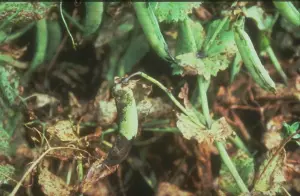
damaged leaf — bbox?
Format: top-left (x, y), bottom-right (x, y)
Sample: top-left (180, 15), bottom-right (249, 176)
top-left (47, 120), bottom-right (79, 142)
top-left (38, 167), bottom-right (73, 196)
top-left (253, 150), bottom-right (286, 195)
top-left (176, 113), bottom-right (233, 143)
top-left (151, 2), bottom-right (202, 23)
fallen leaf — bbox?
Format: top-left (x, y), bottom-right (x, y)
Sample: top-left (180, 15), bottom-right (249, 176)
top-left (47, 120), bottom-right (79, 142)
top-left (156, 182), bottom-right (194, 196)
top-left (38, 167), bottom-right (73, 196)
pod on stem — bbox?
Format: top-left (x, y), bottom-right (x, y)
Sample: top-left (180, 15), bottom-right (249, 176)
top-left (233, 18), bottom-right (276, 93)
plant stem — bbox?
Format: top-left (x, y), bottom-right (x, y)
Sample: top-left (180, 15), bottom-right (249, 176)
top-left (0, 53), bottom-right (28, 69)
top-left (197, 77), bottom-right (212, 127)
top-left (197, 76), bottom-right (249, 193)
top-left (266, 46), bottom-right (288, 85)
top-left (143, 127), bottom-right (180, 133)
top-left (4, 22), bottom-right (35, 43)
top-left (229, 135), bottom-right (250, 155)
top-left (215, 141), bottom-right (249, 192)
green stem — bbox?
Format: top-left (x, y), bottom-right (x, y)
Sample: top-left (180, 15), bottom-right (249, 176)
top-left (229, 135), bottom-right (250, 155)
top-left (143, 127), bottom-right (180, 133)
top-left (142, 119), bottom-right (171, 127)
top-left (197, 76), bottom-right (212, 127)
top-left (197, 76), bottom-right (249, 193)
top-left (66, 162), bottom-right (73, 185)
top-left (266, 46), bottom-right (288, 85)
top-left (77, 158), bottom-right (83, 181)
top-left (2, 21), bottom-right (34, 44)
top-left (0, 53), bottom-right (28, 69)
top-left (215, 141), bottom-right (249, 192)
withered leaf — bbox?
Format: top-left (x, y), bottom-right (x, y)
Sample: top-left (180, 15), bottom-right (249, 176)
top-left (176, 114), bottom-right (233, 143)
top-left (38, 167), bottom-right (73, 196)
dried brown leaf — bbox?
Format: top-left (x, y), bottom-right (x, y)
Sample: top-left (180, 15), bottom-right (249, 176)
top-left (156, 182), bottom-right (194, 196)
top-left (38, 167), bottom-right (73, 196)
top-left (47, 120), bottom-right (78, 142)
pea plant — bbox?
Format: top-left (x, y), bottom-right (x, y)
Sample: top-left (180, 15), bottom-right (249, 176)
top-left (0, 1), bottom-right (300, 196)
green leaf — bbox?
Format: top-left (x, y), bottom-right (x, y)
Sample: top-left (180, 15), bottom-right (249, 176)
top-left (244, 6), bottom-right (275, 31)
top-left (0, 128), bottom-right (10, 156)
top-left (174, 49), bottom-right (235, 80)
top-left (0, 164), bottom-right (15, 185)
top-left (219, 149), bottom-right (254, 195)
top-left (205, 26), bottom-right (237, 57)
top-left (175, 17), bottom-right (205, 56)
top-left (151, 2), bottom-right (202, 23)
top-left (283, 121), bottom-right (299, 135)
top-left (290, 122), bottom-right (300, 133)
top-left (0, 65), bottom-right (20, 106)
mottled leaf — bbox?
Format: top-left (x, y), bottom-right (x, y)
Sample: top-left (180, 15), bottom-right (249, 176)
top-left (38, 167), bottom-right (73, 196)
top-left (253, 150), bottom-right (286, 195)
top-left (0, 128), bottom-right (10, 156)
top-left (176, 114), bottom-right (232, 143)
top-left (151, 2), bottom-right (202, 23)
top-left (47, 120), bottom-right (78, 142)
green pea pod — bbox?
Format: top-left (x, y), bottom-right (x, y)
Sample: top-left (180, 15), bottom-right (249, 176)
top-left (28, 18), bottom-right (48, 73)
top-left (273, 1), bottom-right (300, 27)
top-left (45, 18), bottom-right (62, 63)
top-left (22, 19), bottom-right (47, 85)
top-left (83, 2), bottom-right (104, 37)
top-left (112, 80), bottom-right (138, 141)
top-left (233, 24), bottom-right (276, 93)
top-left (133, 2), bottom-right (174, 62)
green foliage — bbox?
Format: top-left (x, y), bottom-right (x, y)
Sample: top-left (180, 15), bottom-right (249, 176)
top-left (283, 122), bottom-right (300, 145)
top-left (150, 2), bottom-right (202, 23)
top-left (0, 2), bottom-right (56, 27)
top-left (0, 65), bottom-right (20, 106)
top-left (172, 19), bottom-right (237, 79)
top-left (0, 164), bottom-right (15, 185)
top-left (0, 128), bottom-right (10, 156)
top-left (219, 149), bottom-right (254, 195)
